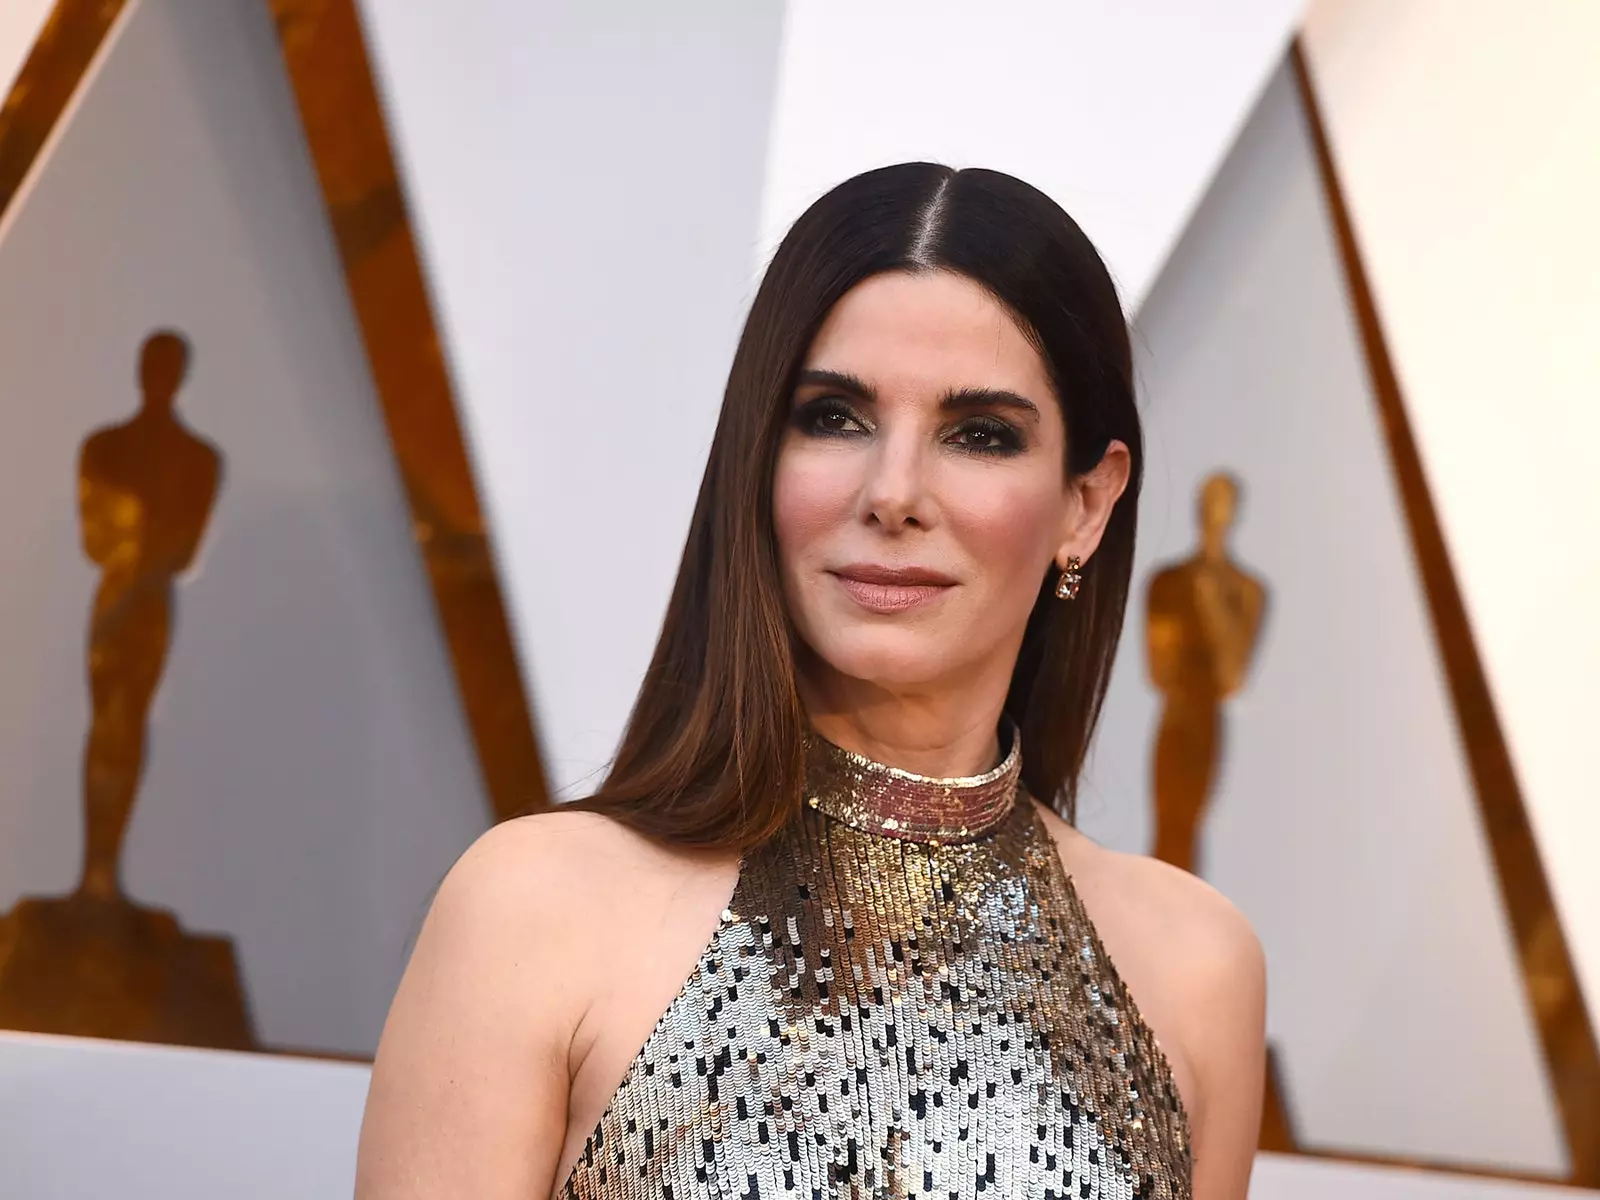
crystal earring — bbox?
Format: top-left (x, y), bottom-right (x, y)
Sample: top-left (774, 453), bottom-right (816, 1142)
top-left (1055, 556), bottom-right (1083, 600)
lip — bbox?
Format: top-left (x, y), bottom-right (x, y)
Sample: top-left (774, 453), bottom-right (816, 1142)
top-left (829, 563), bottom-right (957, 613)
top-left (833, 563), bottom-right (958, 587)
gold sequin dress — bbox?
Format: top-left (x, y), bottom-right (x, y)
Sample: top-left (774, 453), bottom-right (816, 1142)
top-left (562, 729), bottom-right (1191, 1200)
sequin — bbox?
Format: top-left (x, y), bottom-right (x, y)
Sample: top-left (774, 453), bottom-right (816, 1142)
top-left (563, 728), bottom-right (1191, 1199)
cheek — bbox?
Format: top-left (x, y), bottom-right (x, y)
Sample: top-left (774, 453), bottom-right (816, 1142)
top-left (942, 472), bottom-right (1066, 586)
top-left (773, 443), bottom-right (857, 563)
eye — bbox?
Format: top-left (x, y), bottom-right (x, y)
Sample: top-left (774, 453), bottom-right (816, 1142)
top-left (794, 396), bottom-right (870, 439)
top-left (946, 416), bottom-right (1024, 456)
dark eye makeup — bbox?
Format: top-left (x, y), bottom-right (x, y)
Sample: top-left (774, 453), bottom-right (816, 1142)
top-left (792, 395), bottom-right (871, 438)
top-left (791, 394), bottom-right (1027, 458)
top-left (944, 415), bottom-right (1026, 456)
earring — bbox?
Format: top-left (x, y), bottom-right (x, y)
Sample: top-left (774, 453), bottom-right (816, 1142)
top-left (1055, 556), bottom-right (1083, 601)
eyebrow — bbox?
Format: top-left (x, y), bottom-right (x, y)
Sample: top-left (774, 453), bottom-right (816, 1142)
top-left (794, 368), bottom-right (1041, 420)
top-left (941, 386), bottom-right (1040, 421)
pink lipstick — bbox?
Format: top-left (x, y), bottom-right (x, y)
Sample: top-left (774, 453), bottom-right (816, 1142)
top-left (830, 564), bottom-right (956, 614)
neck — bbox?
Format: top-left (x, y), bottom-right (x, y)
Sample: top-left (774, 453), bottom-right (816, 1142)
top-left (797, 664), bottom-right (1007, 780)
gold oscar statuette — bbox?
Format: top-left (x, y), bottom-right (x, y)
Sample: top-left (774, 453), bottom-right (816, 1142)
top-left (0, 331), bottom-right (255, 1050)
top-left (1144, 471), bottom-right (1293, 1148)
top-left (1146, 472), bottom-right (1267, 873)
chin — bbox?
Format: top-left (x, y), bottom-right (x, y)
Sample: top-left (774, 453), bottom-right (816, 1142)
top-left (804, 623), bottom-right (960, 692)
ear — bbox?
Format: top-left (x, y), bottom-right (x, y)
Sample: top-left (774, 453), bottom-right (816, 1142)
top-left (1054, 439), bottom-right (1132, 569)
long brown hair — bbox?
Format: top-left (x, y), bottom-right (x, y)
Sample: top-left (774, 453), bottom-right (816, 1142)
top-left (571, 163), bottom-right (1142, 849)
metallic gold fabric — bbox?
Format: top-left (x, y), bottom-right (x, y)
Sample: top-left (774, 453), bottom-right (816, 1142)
top-left (564, 731), bottom-right (1191, 1199)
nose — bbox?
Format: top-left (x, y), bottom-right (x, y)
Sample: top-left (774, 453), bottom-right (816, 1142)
top-left (859, 430), bottom-right (930, 531)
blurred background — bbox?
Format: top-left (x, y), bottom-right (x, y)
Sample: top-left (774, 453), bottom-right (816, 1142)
top-left (0, 1), bottom-right (1596, 1196)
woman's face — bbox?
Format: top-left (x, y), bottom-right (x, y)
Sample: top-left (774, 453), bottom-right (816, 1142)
top-left (773, 269), bottom-right (1123, 706)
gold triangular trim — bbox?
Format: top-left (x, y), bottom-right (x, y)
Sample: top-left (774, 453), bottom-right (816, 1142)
top-left (267, 0), bottom-right (550, 821)
top-left (0, 0), bottom-right (124, 224)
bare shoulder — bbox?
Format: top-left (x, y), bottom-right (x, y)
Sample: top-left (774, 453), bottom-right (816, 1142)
top-left (444, 806), bottom-right (676, 919)
top-left (425, 810), bottom-right (634, 968)
top-left (369, 805), bottom-right (668, 1077)
top-left (356, 807), bottom-right (731, 1199)
top-left (431, 806), bottom-right (734, 1006)
top-left (1032, 803), bottom-right (1266, 1136)
top-left (1041, 806), bottom-right (1261, 971)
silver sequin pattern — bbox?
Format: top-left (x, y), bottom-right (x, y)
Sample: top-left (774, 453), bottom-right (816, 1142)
top-left (563, 737), bottom-right (1191, 1200)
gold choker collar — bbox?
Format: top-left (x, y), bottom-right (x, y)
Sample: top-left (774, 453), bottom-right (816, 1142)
top-left (803, 724), bottom-right (1022, 844)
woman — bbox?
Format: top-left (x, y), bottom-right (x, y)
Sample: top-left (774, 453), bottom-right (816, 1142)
top-left (357, 164), bottom-right (1266, 1199)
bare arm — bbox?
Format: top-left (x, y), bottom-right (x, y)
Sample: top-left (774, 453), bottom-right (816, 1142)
top-left (1185, 898), bottom-right (1267, 1200)
top-left (355, 817), bottom-right (592, 1199)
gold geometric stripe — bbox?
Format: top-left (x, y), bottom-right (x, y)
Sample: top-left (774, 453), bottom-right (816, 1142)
top-left (268, 0), bottom-right (550, 822)
top-left (1291, 37), bottom-right (1600, 1187)
top-left (0, 0), bottom-right (124, 224)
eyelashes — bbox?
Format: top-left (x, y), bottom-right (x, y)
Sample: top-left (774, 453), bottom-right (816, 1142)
top-left (793, 396), bottom-right (869, 439)
top-left (791, 396), bottom-right (1026, 457)
top-left (946, 414), bottom-right (1025, 455)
